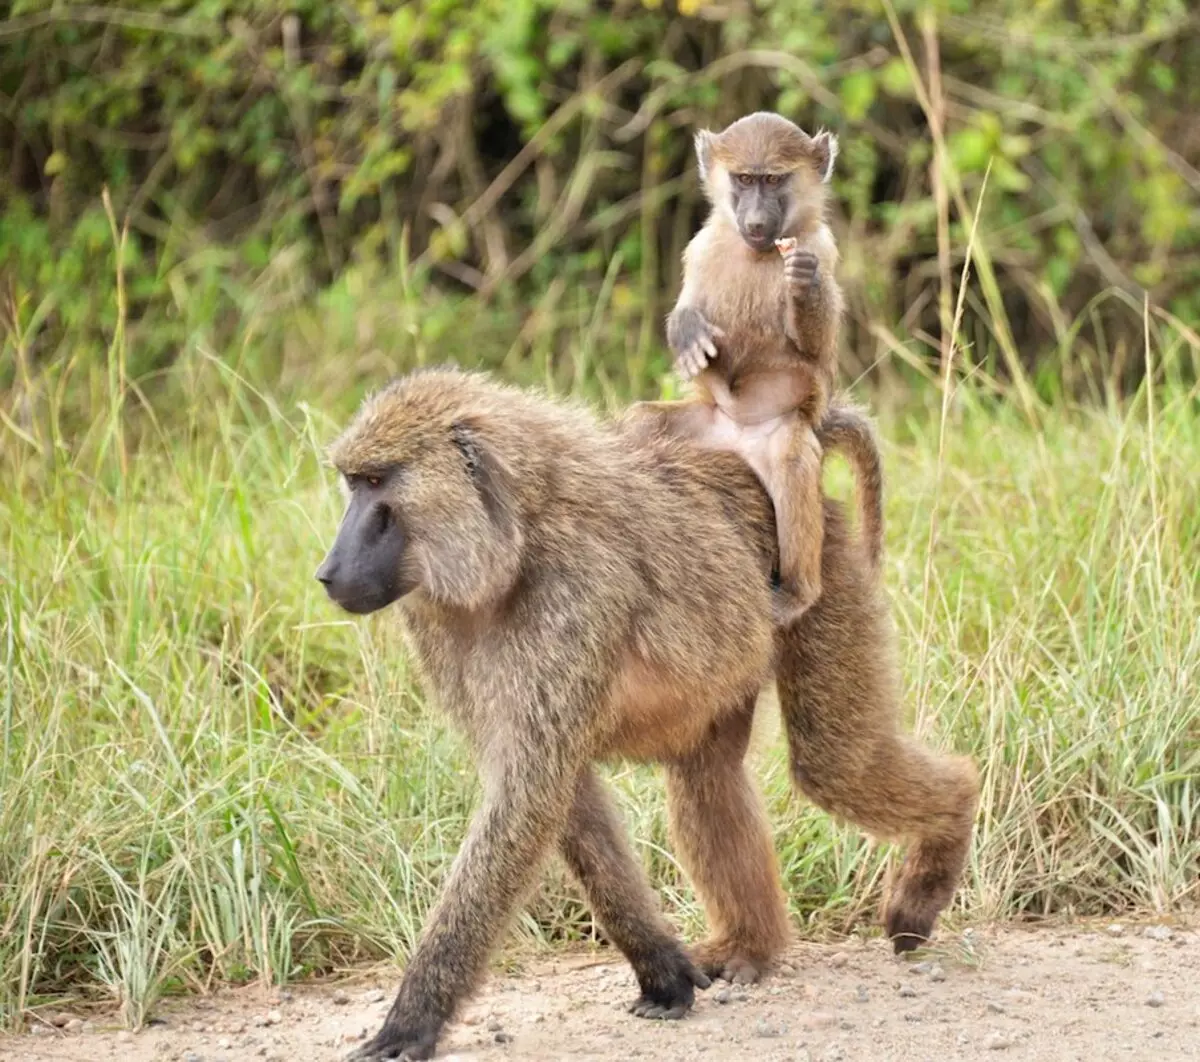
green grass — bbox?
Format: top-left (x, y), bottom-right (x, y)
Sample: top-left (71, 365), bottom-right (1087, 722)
top-left (1, 285), bottom-right (1198, 1032)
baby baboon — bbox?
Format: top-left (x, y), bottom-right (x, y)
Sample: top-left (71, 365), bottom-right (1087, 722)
top-left (635, 111), bottom-right (849, 625)
top-left (316, 368), bottom-right (976, 1061)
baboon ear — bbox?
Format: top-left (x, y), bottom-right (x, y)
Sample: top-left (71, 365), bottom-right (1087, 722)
top-left (417, 418), bottom-right (523, 610)
top-left (694, 130), bottom-right (716, 183)
top-left (450, 419), bottom-right (518, 534)
top-left (811, 130), bottom-right (838, 183)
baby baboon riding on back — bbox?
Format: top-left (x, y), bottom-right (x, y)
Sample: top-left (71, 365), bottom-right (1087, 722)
top-left (635, 111), bottom-right (857, 624)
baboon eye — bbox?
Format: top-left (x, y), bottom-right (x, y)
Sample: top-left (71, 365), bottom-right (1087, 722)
top-left (765, 173), bottom-right (782, 185)
top-left (365, 476), bottom-right (382, 488)
top-left (736, 173), bottom-right (754, 186)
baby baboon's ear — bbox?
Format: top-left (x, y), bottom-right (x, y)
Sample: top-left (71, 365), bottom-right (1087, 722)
top-left (811, 130), bottom-right (839, 183)
top-left (694, 129), bottom-right (716, 184)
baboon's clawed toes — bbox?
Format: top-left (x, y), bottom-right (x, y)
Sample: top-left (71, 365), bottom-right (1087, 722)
top-left (628, 947), bottom-right (712, 1020)
top-left (691, 939), bottom-right (773, 985)
top-left (344, 1015), bottom-right (441, 1062)
top-left (884, 906), bottom-right (936, 955)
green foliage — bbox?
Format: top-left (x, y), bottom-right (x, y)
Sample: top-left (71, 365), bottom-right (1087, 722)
top-left (3, 0), bottom-right (1198, 394)
top-left (1, 312), bottom-right (1197, 1027)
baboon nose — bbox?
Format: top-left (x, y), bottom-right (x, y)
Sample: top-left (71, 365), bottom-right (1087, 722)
top-left (315, 558), bottom-right (337, 586)
top-left (747, 221), bottom-right (765, 237)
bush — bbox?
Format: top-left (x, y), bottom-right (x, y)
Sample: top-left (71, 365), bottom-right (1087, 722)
top-left (3, 0), bottom-right (1198, 397)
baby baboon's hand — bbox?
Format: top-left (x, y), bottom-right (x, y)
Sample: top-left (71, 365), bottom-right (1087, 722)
top-left (777, 239), bottom-right (819, 300)
top-left (668, 306), bottom-right (725, 381)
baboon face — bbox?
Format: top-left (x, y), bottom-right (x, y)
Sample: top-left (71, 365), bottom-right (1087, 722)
top-left (317, 376), bottom-right (526, 613)
top-left (726, 171), bottom-right (792, 252)
top-left (316, 468), bottom-right (413, 614)
top-left (695, 112), bottom-right (838, 251)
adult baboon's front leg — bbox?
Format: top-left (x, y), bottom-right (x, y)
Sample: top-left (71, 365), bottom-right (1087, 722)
top-left (559, 769), bottom-right (710, 1020)
top-left (348, 746), bottom-right (581, 1061)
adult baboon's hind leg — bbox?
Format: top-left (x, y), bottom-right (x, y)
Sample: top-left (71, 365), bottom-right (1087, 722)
top-left (664, 703), bottom-right (792, 984)
top-left (559, 769), bottom-right (710, 1020)
top-left (776, 503), bottom-right (980, 954)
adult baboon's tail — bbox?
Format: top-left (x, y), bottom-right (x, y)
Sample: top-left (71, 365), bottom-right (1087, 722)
top-left (815, 401), bottom-right (884, 573)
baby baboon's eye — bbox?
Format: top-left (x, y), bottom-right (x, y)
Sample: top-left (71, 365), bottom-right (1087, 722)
top-left (736, 173), bottom-right (754, 186)
top-left (365, 476), bottom-right (382, 488)
top-left (765, 173), bottom-right (782, 185)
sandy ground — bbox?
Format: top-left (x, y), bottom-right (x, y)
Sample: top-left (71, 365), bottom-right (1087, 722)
top-left (5, 921), bottom-right (1199, 1062)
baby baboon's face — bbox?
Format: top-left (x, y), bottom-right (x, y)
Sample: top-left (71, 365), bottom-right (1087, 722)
top-left (727, 171), bottom-right (793, 252)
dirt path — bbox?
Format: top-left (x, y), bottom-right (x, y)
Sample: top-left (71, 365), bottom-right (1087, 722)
top-left (6, 921), bottom-right (1198, 1062)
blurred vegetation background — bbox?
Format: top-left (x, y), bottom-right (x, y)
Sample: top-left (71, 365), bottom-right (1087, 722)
top-left (4, 0), bottom-right (1199, 406)
top-left (2, 0), bottom-right (1199, 1032)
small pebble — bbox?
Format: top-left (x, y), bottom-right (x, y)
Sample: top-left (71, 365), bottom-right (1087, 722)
top-left (494, 1031), bottom-right (513, 1044)
top-left (50, 1012), bottom-right (71, 1028)
top-left (364, 989), bottom-right (386, 1004)
top-left (1146, 990), bottom-right (1165, 1008)
top-left (332, 989), bottom-right (350, 1006)
top-left (486, 1019), bottom-right (503, 1032)
top-left (985, 1032), bottom-right (1014, 1050)
top-left (117, 1030), bottom-right (132, 1042)
top-left (829, 952), bottom-right (849, 968)
top-left (913, 961), bottom-right (934, 975)
top-left (217, 1037), bottom-right (231, 1049)
top-left (1143, 925), bottom-right (1173, 942)
top-left (714, 988), bottom-right (731, 1004)
top-left (730, 989), bottom-right (748, 1002)
top-left (823, 1046), bottom-right (846, 1062)
top-left (898, 984), bottom-right (917, 998)
top-left (65, 1018), bottom-right (85, 1034)
top-left (1107, 923), bottom-right (1126, 937)
top-left (855, 985), bottom-right (870, 1003)
top-left (184, 1054), bottom-right (203, 1062)
top-left (753, 1018), bottom-right (783, 1038)
top-left (929, 964), bottom-right (946, 982)
top-left (987, 1000), bottom-right (1007, 1014)
top-left (30, 1025), bottom-right (53, 1037)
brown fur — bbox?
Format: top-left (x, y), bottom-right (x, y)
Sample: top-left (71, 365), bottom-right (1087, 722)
top-left (321, 367), bottom-right (977, 1061)
top-left (639, 111), bottom-right (851, 625)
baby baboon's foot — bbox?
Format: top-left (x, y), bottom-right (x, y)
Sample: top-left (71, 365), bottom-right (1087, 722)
top-left (771, 584), bottom-right (817, 629)
top-left (628, 945), bottom-right (711, 1020)
top-left (691, 939), bottom-right (771, 985)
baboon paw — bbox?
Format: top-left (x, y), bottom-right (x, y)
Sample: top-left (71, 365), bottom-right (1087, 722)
top-left (783, 249), bottom-right (819, 298)
top-left (629, 995), bottom-right (692, 1021)
top-left (885, 904), bottom-right (936, 955)
top-left (691, 943), bottom-right (770, 985)
top-left (669, 308), bottom-right (723, 380)
top-left (629, 950), bottom-right (709, 1020)
top-left (345, 1021), bottom-right (439, 1061)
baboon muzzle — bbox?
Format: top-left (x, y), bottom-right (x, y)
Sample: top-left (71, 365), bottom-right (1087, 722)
top-left (316, 494), bottom-right (406, 614)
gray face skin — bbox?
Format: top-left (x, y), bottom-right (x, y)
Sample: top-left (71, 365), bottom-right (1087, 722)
top-left (315, 471), bottom-right (411, 614)
top-left (729, 172), bottom-right (789, 252)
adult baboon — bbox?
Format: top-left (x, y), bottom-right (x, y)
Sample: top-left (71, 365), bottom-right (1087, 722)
top-left (316, 368), bottom-right (978, 1061)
